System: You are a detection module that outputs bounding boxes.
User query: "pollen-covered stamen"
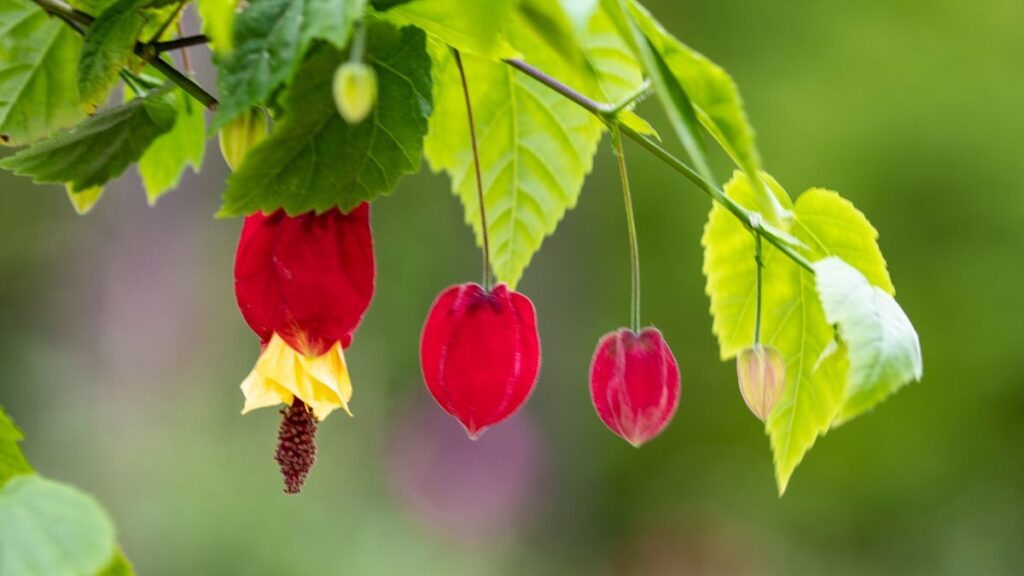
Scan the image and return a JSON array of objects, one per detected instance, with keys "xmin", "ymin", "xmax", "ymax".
[{"xmin": 275, "ymin": 400, "xmax": 318, "ymax": 494}]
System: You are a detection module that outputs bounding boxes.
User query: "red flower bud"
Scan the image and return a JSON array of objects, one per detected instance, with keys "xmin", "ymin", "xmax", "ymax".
[
  {"xmin": 589, "ymin": 327, "xmax": 680, "ymax": 447},
  {"xmin": 234, "ymin": 204, "xmax": 375, "ymax": 356},
  {"xmin": 420, "ymin": 283, "xmax": 541, "ymax": 439}
]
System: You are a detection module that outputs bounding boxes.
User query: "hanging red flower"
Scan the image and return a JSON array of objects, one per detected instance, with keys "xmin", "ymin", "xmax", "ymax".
[
  {"xmin": 420, "ymin": 283, "xmax": 541, "ymax": 439},
  {"xmin": 234, "ymin": 203, "xmax": 375, "ymax": 492},
  {"xmin": 589, "ymin": 327, "xmax": 680, "ymax": 447}
]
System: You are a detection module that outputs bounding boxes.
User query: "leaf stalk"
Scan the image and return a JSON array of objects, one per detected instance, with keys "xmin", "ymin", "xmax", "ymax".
[{"xmin": 505, "ymin": 57, "xmax": 815, "ymax": 275}]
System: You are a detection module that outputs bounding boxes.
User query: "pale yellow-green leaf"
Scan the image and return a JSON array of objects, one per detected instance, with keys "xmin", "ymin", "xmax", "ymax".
[
  {"xmin": 703, "ymin": 172, "xmax": 897, "ymax": 494},
  {"xmin": 627, "ymin": 1, "xmax": 758, "ymax": 176},
  {"xmin": 66, "ymin": 184, "xmax": 104, "ymax": 215},
  {"xmin": 383, "ymin": 0, "xmax": 520, "ymax": 59},
  {"xmin": 814, "ymin": 257, "xmax": 922, "ymax": 425},
  {"xmin": 137, "ymin": 89, "xmax": 206, "ymax": 204},
  {"xmin": 197, "ymin": 0, "xmax": 238, "ymax": 54},
  {"xmin": 702, "ymin": 172, "xmax": 793, "ymax": 360},
  {"xmin": 425, "ymin": 9, "xmax": 643, "ymax": 288}
]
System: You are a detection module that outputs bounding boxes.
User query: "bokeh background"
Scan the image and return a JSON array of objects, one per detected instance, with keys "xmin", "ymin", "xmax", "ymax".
[{"xmin": 3, "ymin": 0, "xmax": 1023, "ymax": 574}]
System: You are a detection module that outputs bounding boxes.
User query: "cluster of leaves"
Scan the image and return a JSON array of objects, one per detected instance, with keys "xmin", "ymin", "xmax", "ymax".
[
  {"xmin": 0, "ymin": 406, "xmax": 135, "ymax": 575},
  {"xmin": 0, "ymin": 0, "xmax": 923, "ymax": 492}
]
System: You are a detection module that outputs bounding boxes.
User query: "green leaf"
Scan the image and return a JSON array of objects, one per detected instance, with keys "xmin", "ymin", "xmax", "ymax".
[
  {"xmin": 601, "ymin": 0, "xmax": 710, "ymax": 182},
  {"xmin": 703, "ymin": 172, "xmax": 896, "ymax": 493},
  {"xmin": 214, "ymin": 0, "xmax": 364, "ymax": 126},
  {"xmin": 66, "ymin": 184, "xmax": 105, "ymax": 214},
  {"xmin": 78, "ymin": 0, "xmax": 148, "ymax": 106},
  {"xmin": 425, "ymin": 9, "xmax": 642, "ymax": 288},
  {"xmin": 621, "ymin": 0, "xmax": 791, "ymax": 223},
  {"xmin": 0, "ymin": 407, "xmax": 32, "ymax": 486},
  {"xmin": 95, "ymin": 550, "xmax": 135, "ymax": 576},
  {"xmin": 0, "ymin": 475, "xmax": 117, "ymax": 576},
  {"xmin": 383, "ymin": 0, "xmax": 519, "ymax": 58},
  {"xmin": 196, "ymin": 0, "xmax": 237, "ymax": 53},
  {"xmin": 0, "ymin": 94, "xmax": 176, "ymax": 191},
  {"xmin": 626, "ymin": 1, "xmax": 756, "ymax": 172},
  {"xmin": 560, "ymin": 0, "xmax": 598, "ymax": 31},
  {"xmin": 137, "ymin": 88, "xmax": 206, "ymax": 204},
  {"xmin": 814, "ymin": 257, "xmax": 922, "ymax": 425},
  {"xmin": 220, "ymin": 23, "xmax": 431, "ymax": 216},
  {"xmin": 0, "ymin": 0, "xmax": 85, "ymax": 146}
]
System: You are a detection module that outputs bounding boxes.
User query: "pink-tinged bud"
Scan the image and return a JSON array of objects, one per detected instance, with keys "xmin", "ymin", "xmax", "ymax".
[
  {"xmin": 589, "ymin": 327, "xmax": 680, "ymax": 447},
  {"xmin": 420, "ymin": 283, "xmax": 541, "ymax": 439},
  {"xmin": 736, "ymin": 344, "xmax": 785, "ymax": 422}
]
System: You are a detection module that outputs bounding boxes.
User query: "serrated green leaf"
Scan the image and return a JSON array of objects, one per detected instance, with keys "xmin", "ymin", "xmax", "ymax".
[
  {"xmin": 0, "ymin": 94, "xmax": 176, "ymax": 191},
  {"xmin": 383, "ymin": 0, "xmax": 519, "ymax": 59},
  {"xmin": 220, "ymin": 24, "xmax": 431, "ymax": 216},
  {"xmin": 66, "ymin": 184, "xmax": 105, "ymax": 214},
  {"xmin": 702, "ymin": 172, "xmax": 793, "ymax": 360},
  {"xmin": 703, "ymin": 172, "xmax": 897, "ymax": 493},
  {"xmin": 0, "ymin": 0, "xmax": 85, "ymax": 146},
  {"xmin": 0, "ymin": 407, "xmax": 32, "ymax": 486},
  {"xmin": 425, "ymin": 9, "xmax": 642, "ymax": 288},
  {"xmin": 78, "ymin": 0, "xmax": 147, "ymax": 106},
  {"xmin": 213, "ymin": 0, "xmax": 364, "ymax": 126},
  {"xmin": 602, "ymin": 0, "xmax": 711, "ymax": 183},
  {"xmin": 814, "ymin": 257, "xmax": 922, "ymax": 425},
  {"xmin": 137, "ymin": 88, "xmax": 205, "ymax": 203},
  {"xmin": 0, "ymin": 475, "xmax": 117, "ymax": 576},
  {"xmin": 626, "ymin": 1, "xmax": 756, "ymax": 172}
]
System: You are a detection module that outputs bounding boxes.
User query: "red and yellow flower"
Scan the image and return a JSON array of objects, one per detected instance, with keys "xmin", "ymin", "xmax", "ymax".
[{"xmin": 233, "ymin": 203, "xmax": 375, "ymax": 491}]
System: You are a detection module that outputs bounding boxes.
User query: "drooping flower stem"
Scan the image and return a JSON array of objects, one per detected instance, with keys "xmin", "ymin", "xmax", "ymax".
[
  {"xmin": 753, "ymin": 231, "xmax": 764, "ymax": 344},
  {"xmin": 275, "ymin": 400, "xmax": 318, "ymax": 494},
  {"xmin": 349, "ymin": 19, "xmax": 368, "ymax": 64},
  {"xmin": 451, "ymin": 47, "xmax": 492, "ymax": 290},
  {"xmin": 612, "ymin": 125, "xmax": 641, "ymax": 333}
]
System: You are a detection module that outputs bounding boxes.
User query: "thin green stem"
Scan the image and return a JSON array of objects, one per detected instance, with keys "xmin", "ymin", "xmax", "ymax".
[
  {"xmin": 452, "ymin": 47, "xmax": 492, "ymax": 290},
  {"xmin": 612, "ymin": 125, "xmax": 641, "ymax": 333},
  {"xmin": 147, "ymin": 0, "xmax": 187, "ymax": 44},
  {"xmin": 30, "ymin": 0, "xmax": 218, "ymax": 110},
  {"xmin": 753, "ymin": 230, "xmax": 763, "ymax": 344},
  {"xmin": 504, "ymin": 58, "xmax": 815, "ymax": 274},
  {"xmin": 118, "ymin": 70, "xmax": 145, "ymax": 97},
  {"xmin": 349, "ymin": 20, "xmax": 368, "ymax": 63}
]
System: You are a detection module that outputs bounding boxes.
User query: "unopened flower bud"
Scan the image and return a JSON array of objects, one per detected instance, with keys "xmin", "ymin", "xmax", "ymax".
[
  {"xmin": 333, "ymin": 62, "xmax": 377, "ymax": 124},
  {"xmin": 219, "ymin": 107, "xmax": 267, "ymax": 170},
  {"xmin": 736, "ymin": 344, "xmax": 785, "ymax": 422},
  {"xmin": 420, "ymin": 283, "xmax": 541, "ymax": 439},
  {"xmin": 589, "ymin": 327, "xmax": 680, "ymax": 447}
]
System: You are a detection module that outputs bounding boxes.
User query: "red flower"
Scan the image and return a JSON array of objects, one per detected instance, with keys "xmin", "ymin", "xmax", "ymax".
[
  {"xmin": 420, "ymin": 283, "xmax": 541, "ymax": 439},
  {"xmin": 233, "ymin": 204, "xmax": 375, "ymax": 493},
  {"xmin": 589, "ymin": 327, "xmax": 680, "ymax": 446},
  {"xmin": 235, "ymin": 204, "xmax": 375, "ymax": 356}
]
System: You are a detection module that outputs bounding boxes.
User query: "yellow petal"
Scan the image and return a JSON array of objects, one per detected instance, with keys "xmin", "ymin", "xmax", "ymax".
[
  {"xmin": 239, "ymin": 334, "xmax": 353, "ymax": 420},
  {"xmin": 296, "ymin": 342, "xmax": 353, "ymax": 419}
]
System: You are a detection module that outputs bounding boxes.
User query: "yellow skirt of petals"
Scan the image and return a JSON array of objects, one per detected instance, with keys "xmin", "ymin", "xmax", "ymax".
[{"xmin": 240, "ymin": 333, "xmax": 353, "ymax": 420}]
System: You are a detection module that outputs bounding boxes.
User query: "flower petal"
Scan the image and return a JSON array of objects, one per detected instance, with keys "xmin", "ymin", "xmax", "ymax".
[{"xmin": 240, "ymin": 334, "xmax": 353, "ymax": 420}]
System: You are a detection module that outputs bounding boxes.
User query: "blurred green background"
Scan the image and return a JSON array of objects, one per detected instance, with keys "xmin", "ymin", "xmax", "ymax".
[{"xmin": 2, "ymin": 0, "xmax": 1023, "ymax": 574}]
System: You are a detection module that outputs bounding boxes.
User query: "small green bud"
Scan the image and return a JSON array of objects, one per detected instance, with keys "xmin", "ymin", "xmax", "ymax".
[
  {"xmin": 737, "ymin": 344, "xmax": 785, "ymax": 422},
  {"xmin": 333, "ymin": 62, "xmax": 377, "ymax": 125},
  {"xmin": 219, "ymin": 108, "xmax": 268, "ymax": 171}
]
